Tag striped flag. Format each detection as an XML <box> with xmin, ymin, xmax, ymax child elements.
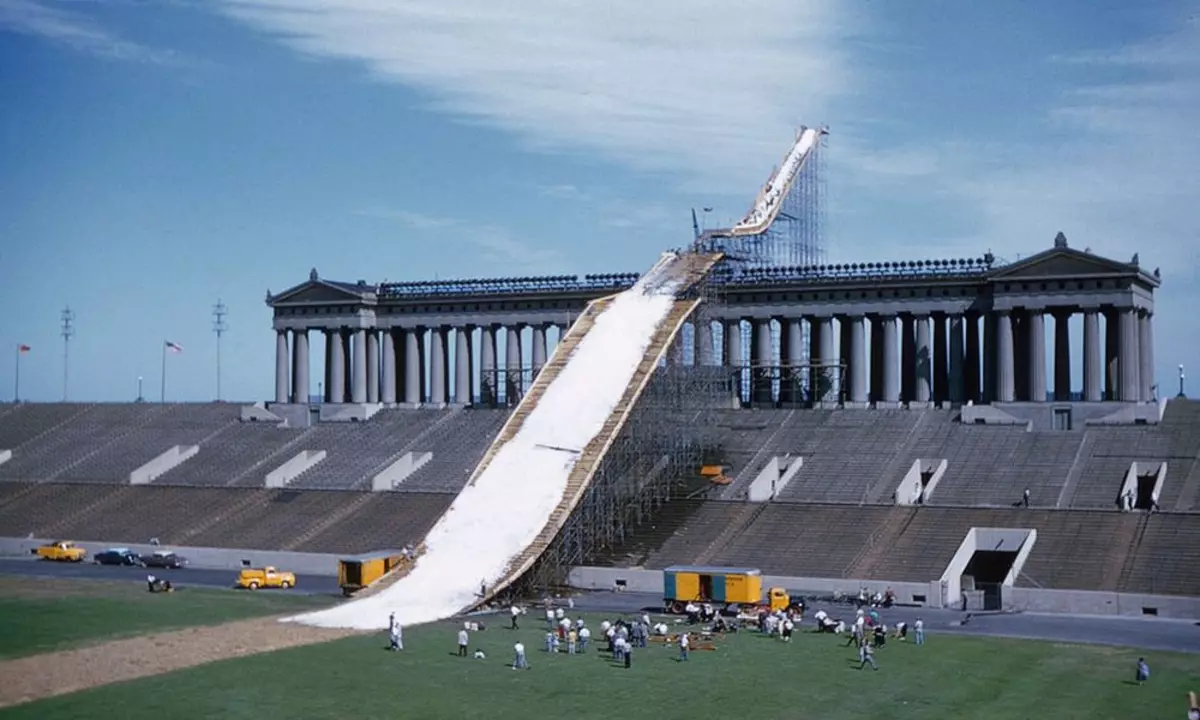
<box><xmin>18</xmin><ymin>345</ymin><xmax>30</xmax><ymax>353</ymax></box>
<box><xmin>165</xmin><ymin>341</ymin><xmax>183</xmax><ymax>353</ymax></box>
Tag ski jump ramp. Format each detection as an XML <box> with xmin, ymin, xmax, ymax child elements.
<box><xmin>289</xmin><ymin>251</ymin><xmax>722</xmax><ymax>630</ymax></box>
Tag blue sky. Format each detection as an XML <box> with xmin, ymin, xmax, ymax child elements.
<box><xmin>1</xmin><ymin>0</ymin><xmax>1197</xmax><ymax>402</ymax></box>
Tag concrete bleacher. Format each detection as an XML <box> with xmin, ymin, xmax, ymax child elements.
<box><xmin>390</xmin><ymin>409</ymin><xmax>510</xmax><ymax>493</ymax></box>
<box><xmin>291</xmin><ymin>492</ymin><xmax>454</xmax><ymax>554</ymax></box>
<box><xmin>286</xmin><ymin>409</ymin><xmax>449</xmax><ymax>490</ymax></box>
<box><xmin>1119</xmin><ymin>512</ymin><xmax>1200</xmax><ymax>596</ymax></box>
<box><xmin>152</xmin><ymin>421</ymin><xmax>309</xmax><ymax>487</ymax></box>
<box><xmin>924</xmin><ymin>428</ymin><xmax>1084</xmax><ymax>508</ymax></box>
<box><xmin>0</xmin><ymin>403</ymin><xmax>93</xmax><ymax>451</ymax></box>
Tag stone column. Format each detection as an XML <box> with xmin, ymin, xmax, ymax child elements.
<box><xmin>403</xmin><ymin>328</ymin><xmax>421</xmax><ymax>405</ymax></box>
<box><xmin>506</xmin><ymin>325</ymin><xmax>523</xmax><ymax>405</ymax></box>
<box><xmin>1139</xmin><ymin>311</ymin><xmax>1154</xmax><ymax>401</ymax></box>
<box><xmin>1027</xmin><ymin>310</ymin><xmax>1046</xmax><ymax>403</ymax></box>
<box><xmin>1082</xmin><ymin>311</ymin><xmax>1102</xmax><ymax>402</ymax></box>
<box><xmin>1119</xmin><ymin>309</ymin><xmax>1140</xmax><ymax>402</ymax></box>
<box><xmin>366</xmin><ymin>331</ymin><xmax>380</xmax><ymax>404</ymax></box>
<box><xmin>900</xmin><ymin>314</ymin><xmax>916</xmax><ymax>403</ymax></box>
<box><xmin>531</xmin><ymin>324</ymin><xmax>548</xmax><ymax>375</ymax></box>
<box><xmin>429</xmin><ymin>326</ymin><xmax>448</xmax><ymax>404</ymax></box>
<box><xmin>1104</xmin><ymin>309</ymin><xmax>1120</xmax><ymax>401</ymax></box>
<box><xmin>870</xmin><ymin>316</ymin><xmax>884</xmax><ymax>403</ymax></box>
<box><xmin>848</xmin><ymin>316</ymin><xmax>867</xmax><ymax>404</ymax></box>
<box><xmin>996</xmin><ymin>311</ymin><xmax>1015</xmax><ymax>403</ymax></box>
<box><xmin>816</xmin><ymin>318</ymin><xmax>835</xmax><ymax>403</ymax></box>
<box><xmin>964</xmin><ymin>313</ymin><xmax>980</xmax><ymax>403</ymax></box>
<box><xmin>914</xmin><ymin>314</ymin><xmax>932</xmax><ymax>404</ymax></box>
<box><xmin>932</xmin><ymin>313</ymin><xmax>948</xmax><ymax>404</ymax></box>
<box><xmin>948</xmin><ymin>315</ymin><xmax>965</xmax><ymax>404</ymax></box>
<box><xmin>323</xmin><ymin>330</ymin><xmax>333</xmax><ymax>402</ymax></box>
<box><xmin>351</xmin><ymin>329</ymin><xmax>368</xmax><ymax>403</ymax></box>
<box><xmin>696</xmin><ymin>320</ymin><xmax>714</xmax><ymax>366</ymax></box>
<box><xmin>455</xmin><ymin>326</ymin><xmax>473</xmax><ymax>405</ymax></box>
<box><xmin>1053</xmin><ymin>311</ymin><xmax>1072</xmax><ymax>402</ymax></box>
<box><xmin>274</xmin><ymin>330</ymin><xmax>289</xmax><ymax>404</ymax></box>
<box><xmin>479</xmin><ymin>325</ymin><xmax>498</xmax><ymax>407</ymax></box>
<box><xmin>751</xmin><ymin>319</ymin><xmax>773</xmax><ymax>404</ymax></box>
<box><xmin>329</xmin><ymin>329</ymin><xmax>346</xmax><ymax>403</ymax></box>
<box><xmin>292</xmin><ymin>330</ymin><xmax>309</xmax><ymax>404</ymax></box>
<box><xmin>724</xmin><ymin>319</ymin><xmax>743</xmax><ymax>405</ymax></box>
<box><xmin>381</xmin><ymin>330</ymin><xmax>397</xmax><ymax>404</ymax></box>
<box><xmin>881</xmin><ymin>315</ymin><xmax>900</xmax><ymax>403</ymax></box>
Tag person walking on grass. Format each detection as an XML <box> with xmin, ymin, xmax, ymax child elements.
<box><xmin>859</xmin><ymin>641</ymin><xmax>878</xmax><ymax>671</ymax></box>
<box><xmin>388</xmin><ymin>613</ymin><xmax>403</xmax><ymax>651</ymax></box>
<box><xmin>457</xmin><ymin>627</ymin><xmax>469</xmax><ymax>657</ymax></box>
<box><xmin>512</xmin><ymin>642</ymin><xmax>529</xmax><ymax>670</ymax></box>
<box><xmin>678</xmin><ymin>632</ymin><xmax>690</xmax><ymax>662</ymax></box>
<box><xmin>1136</xmin><ymin>657</ymin><xmax>1150</xmax><ymax>685</ymax></box>
<box><xmin>914</xmin><ymin>617</ymin><xmax>925</xmax><ymax>646</ymax></box>
<box><xmin>510</xmin><ymin>604</ymin><xmax>521</xmax><ymax>630</ymax></box>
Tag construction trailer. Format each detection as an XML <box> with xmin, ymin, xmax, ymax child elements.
<box><xmin>338</xmin><ymin>550</ymin><xmax>407</xmax><ymax>596</ymax></box>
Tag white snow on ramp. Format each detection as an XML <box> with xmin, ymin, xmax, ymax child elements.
<box><xmin>287</xmin><ymin>255</ymin><xmax>684</xmax><ymax>630</ymax></box>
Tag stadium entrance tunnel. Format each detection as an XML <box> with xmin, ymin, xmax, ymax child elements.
<box><xmin>940</xmin><ymin>528</ymin><xmax>1036</xmax><ymax>612</ymax></box>
<box><xmin>1118</xmin><ymin>461</ymin><xmax>1166</xmax><ymax>511</ymax></box>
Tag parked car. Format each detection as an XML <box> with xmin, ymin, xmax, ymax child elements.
<box><xmin>236</xmin><ymin>566</ymin><xmax>295</xmax><ymax>590</ymax></box>
<box><xmin>141</xmin><ymin>551</ymin><xmax>188</xmax><ymax>569</ymax></box>
<box><xmin>93</xmin><ymin>548</ymin><xmax>145</xmax><ymax>566</ymax></box>
<box><xmin>32</xmin><ymin>541</ymin><xmax>87</xmax><ymax>562</ymax></box>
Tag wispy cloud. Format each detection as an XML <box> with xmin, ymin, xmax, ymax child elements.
<box><xmin>0</xmin><ymin>0</ymin><xmax>185</xmax><ymax>65</ymax></box>
<box><xmin>216</xmin><ymin>0</ymin><xmax>850</xmax><ymax>194</ymax></box>
<box><xmin>353</xmin><ymin>206</ymin><xmax>459</xmax><ymax>230</ymax></box>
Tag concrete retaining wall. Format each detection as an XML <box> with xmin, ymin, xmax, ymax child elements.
<box><xmin>130</xmin><ymin>444</ymin><xmax>199</xmax><ymax>485</ymax></box>
<box><xmin>1004</xmin><ymin>586</ymin><xmax>1200</xmax><ymax>619</ymax></box>
<box><xmin>0</xmin><ymin>537</ymin><xmax>340</xmax><ymax>576</ymax></box>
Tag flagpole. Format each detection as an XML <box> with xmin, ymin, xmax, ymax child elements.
<box><xmin>12</xmin><ymin>345</ymin><xmax>18</xmax><ymax>403</ymax></box>
<box><xmin>161</xmin><ymin>341</ymin><xmax>167</xmax><ymax>403</ymax></box>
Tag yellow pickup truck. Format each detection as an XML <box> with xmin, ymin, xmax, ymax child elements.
<box><xmin>32</xmin><ymin>541</ymin><xmax>87</xmax><ymax>562</ymax></box>
<box><xmin>236</xmin><ymin>566</ymin><xmax>296</xmax><ymax>590</ymax></box>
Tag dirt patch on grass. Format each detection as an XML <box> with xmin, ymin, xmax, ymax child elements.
<box><xmin>0</xmin><ymin>615</ymin><xmax>366</xmax><ymax>708</ymax></box>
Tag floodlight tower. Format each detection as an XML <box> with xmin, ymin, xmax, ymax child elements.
<box><xmin>60</xmin><ymin>306</ymin><xmax>74</xmax><ymax>401</ymax></box>
<box><xmin>212</xmin><ymin>299</ymin><xmax>228</xmax><ymax>401</ymax></box>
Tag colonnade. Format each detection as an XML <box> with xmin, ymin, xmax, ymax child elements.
<box><xmin>274</xmin><ymin>323</ymin><xmax>567</xmax><ymax>406</ymax></box>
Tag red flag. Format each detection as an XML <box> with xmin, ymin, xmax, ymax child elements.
<box><xmin>18</xmin><ymin>345</ymin><xmax>30</xmax><ymax>353</ymax></box>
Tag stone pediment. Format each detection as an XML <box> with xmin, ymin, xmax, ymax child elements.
<box><xmin>988</xmin><ymin>248</ymin><xmax>1134</xmax><ymax>281</ymax></box>
<box><xmin>270</xmin><ymin>281</ymin><xmax>366</xmax><ymax>305</ymax></box>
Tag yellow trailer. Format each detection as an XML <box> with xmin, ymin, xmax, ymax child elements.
<box><xmin>663</xmin><ymin>565</ymin><xmax>793</xmax><ymax>614</ymax></box>
<box><xmin>338</xmin><ymin>550</ymin><xmax>408</xmax><ymax>596</ymax></box>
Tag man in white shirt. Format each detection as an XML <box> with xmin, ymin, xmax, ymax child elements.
<box><xmin>388</xmin><ymin>613</ymin><xmax>403</xmax><ymax>651</ymax></box>
<box><xmin>512</xmin><ymin>642</ymin><xmax>528</xmax><ymax>670</ymax></box>
<box><xmin>678</xmin><ymin>632</ymin><xmax>690</xmax><ymax>661</ymax></box>
<box><xmin>457</xmin><ymin>628</ymin><xmax>469</xmax><ymax>657</ymax></box>
<box><xmin>510</xmin><ymin>604</ymin><xmax>521</xmax><ymax>630</ymax></box>
<box><xmin>578</xmin><ymin>625</ymin><xmax>591</xmax><ymax>652</ymax></box>
<box><xmin>914</xmin><ymin>617</ymin><xmax>925</xmax><ymax>646</ymax></box>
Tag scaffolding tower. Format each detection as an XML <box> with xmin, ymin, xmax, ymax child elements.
<box><xmin>509</xmin><ymin>263</ymin><xmax>730</xmax><ymax>597</ymax></box>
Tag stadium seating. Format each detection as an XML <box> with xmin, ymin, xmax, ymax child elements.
<box><xmin>0</xmin><ymin>405</ymin><xmax>170</xmax><ymax>482</ymax></box>
<box><xmin>923</xmin><ymin>429</ymin><xmax>1084</xmax><ymax>508</ymax></box>
<box><xmin>290</xmin><ymin>492</ymin><xmax>454</xmax><ymax>554</ymax></box>
<box><xmin>151</xmin><ymin>421</ymin><xmax>309</xmax><ymax>487</ymax></box>
<box><xmin>392</xmin><ymin>409</ymin><xmax>511</xmax><ymax>493</ymax></box>
<box><xmin>0</xmin><ymin>403</ymin><xmax>93</xmax><ymax>451</ymax></box>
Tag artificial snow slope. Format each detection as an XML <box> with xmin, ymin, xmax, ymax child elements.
<box><xmin>730</xmin><ymin>126</ymin><xmax>823</xmax><ymax>236</ymax></box>
<box><xmin>289</xmin><ymin>252</ymin><xmax>719</xmax><ymax>631</ymax></box>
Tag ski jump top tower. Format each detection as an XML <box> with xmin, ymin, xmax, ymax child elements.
<box><xmin>697</xmin><ymin>126</ymin><xmax>827</xmax><ymax>270</ymax></box>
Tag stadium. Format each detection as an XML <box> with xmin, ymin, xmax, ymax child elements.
<box><xmin>2</xmin><ymin>128</ymin><xmax>1198</xmax><ymax>717</ymax></box>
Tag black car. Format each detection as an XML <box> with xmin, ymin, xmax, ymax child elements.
<box><xmin>141</xmin><ymin>551</ymin><xmax>188</xmax><ymax>569</ymax></box>
<box><xmin>93</xmin><ymin>548</ymin><xmax>144</xmax><ymax>566</ymax></box>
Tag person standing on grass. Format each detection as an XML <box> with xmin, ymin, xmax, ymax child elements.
<box><xmin>579</xmin><ymin>625</ymin><xmax>591</xmax><ymax>652</ymax></box>
<box><xmin>388</xmin><ymin>613</ymin><xmax>403</xmax><ymax>651</ymax></box>
<box><xmin>678</xmin><ymin>632</ymin><xmax>690</xmax><ymax>662</ymax></box>
<box><xmin>567</xmin><ymin>628</ymin><xmax>578</xmax><ymax>655</ymax></box>
<box><xmin>858</xmin><ymin>641</ymin><xmax>878</xmax><ymax>671</ymax></box>
<box><xmin>513</xmin><ymin>642</ymin><xmax>529</xmax><ymax>670</ymax></box>
<box><xmin>1136</xmin><ymin>658</ymin><xmax>1150</xmax><ymax>685</ymax></box>
<box><xmin>457</xmin><ymin>627</ymin><xmax>469</xmax><ymax>657</ymax></box>
<box><xmin>546</xmin><ymin>607</ymin><xmax>556</xmax><ymax>631</ymax></box>
<box><xmin>914</xmin><ymin>617</ymin><xmax>925</xmax><ymax>646</ymax></box>
<box><xmin>1187</xmin><ymin>691</ymin><xmax>1198</xmax><ymax>720</ymax></box>
<box><xmin>510</xmin><ymin>604</ymin><xmax>521</xmax><ymax>630</ymax></box>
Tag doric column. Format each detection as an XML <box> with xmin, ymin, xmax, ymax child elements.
<box><xmin>948</xmin><ymin>315</ymin><xmax>965</xmax><ymax>404</ymax></box>
<box><xmin>1027</xmin><ymin>310</ymin><xmax>1046</xmax><ymax>402</ymax></box>
<box><xmin>964</xmin><ymin>313</ymin><xmax>980</xmax><ymax>403</ymax></box>
<box><xmin>870</xmin><ymin>316</ymin><xmax>884</xmax><ymax>403</ymax></box>
<box><xmin>1082</xmin><ymin>311</ymin><xmax>1101</xmax><ymax>402</ymax></box>
<box><xmin>881</xmin><ymin>315</ymin><xmax>900</xmax><ymax>403</ymax></box>
<box><xmin>381</xmin><ymin>330</ymin><xmax>397</xmax><ymax>404</ymax></box>
<box><xmin>454</xmin><ymin>327</ymin><xmax>473</xmax><ymax>405</ymax></box>
<box><xmin>506</xmin><ymin>325</ymin><xmax>523</xmax><ymax>404</ymax></box>
<box><xmin>403</xmin><ymin>328</ymin><xmax>421</xmax><ymax>405</ymax></box>
<box><xmin>329</xmin><ymin>329</ymin><xmax>346</xmax><ymax>403</ymax></box>
<box><xmin>292</xmin><ymin>330</ymin><xmax>309</xmax><ymax>404</ymax></box>
<box><xmin>274</xmin><ymin>330</ymin><xmax>289</xmax><ymax>404</ymax></box>
<box><xmin>996</xmin><ymin>311</ymin><xmax>1015</xmax><ymax>403</ymax></box>
<box><xmin>1012</xmin><ymin>311</ymin><xmax>1027</xmax><ymax>401</ymax></box>
<box><xmin>429</xmin><ymin>326</ymin><xmax>448</xmax><ymax>404</ymax></box>
<box><xmin>1139</xmin><ymin>311</ymin><xmax>1154</xmax><ymax>401</ymax></box>
<box><xmin>932</xmin><ymin>313</ymin><xmax>948</xmax><ymax>404</ymax></box>
<box><xmin>351</xmin><ymin>329</ymin><xmax>368</xmax><ymax>403</ymax></box>
<box><xmin>696</xmin><ymin>320</ymin><xmax>715</xmax><ymax>366</ymax></box>
<box><xmin>1119</xmin><ymin>309</ymin><xmax>1140</xmax><ymax>402</ymax></box>
<box><xmin>341</xmin><ymin>331</ymin><xmax>352</xmax><ymax>402</ymax></box>
<box><xmin>848</xmin><ymin>316</ymin><xmax>867</xmax><ymax>404</ymax></box>
<box><xmin>724</xmin><ymin>319</ymin><xmax>743</xmax><ymax>405</ymax></box>
<box><xmin>531</xmin><ymin>324</ymin><xmax>548</xmax><ymax>375</ymax></box>
<box><xmin>900</xmin><ymin>314</ymin><xmax>916</xmax><ymax>402</ymax></box>
<box><xmin>1104</xmin><ymin>309</ymin><xmax>1120</xmax><ymax>400</ymax></box>
<box><xmin>479</xmin><ymin>325</ymin><xmax>498</xmax><ymax>407</ymax></box>
<box><xmin>914</xmin><ymin>314</ymin><xmax>932</xmax><ymax>404</ymax></box>
<box><xmin>751</xmin><ymin>319</ymin><xmax>773</xmax><ymax>404</ymax></box>
<box><xmin>1053</xmin><ymin>310</ymin><xmax>1071</xmax><ymax>401</ymax></box>
<box><xmin>323</xmin><ymin>330</ymin><xmax>333</xmax><ymax>402</ymax></box>
<box><xmin>816</xmin><ymin>317</ymin><xmax>835</xmax><ymax>403</ymax></box>
<box><xmin>366</xmin><ymin>331</ymin><xmax>380</xmax><ymax>403</ymax></box>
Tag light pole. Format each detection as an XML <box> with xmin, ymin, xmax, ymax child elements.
<box><xmin>1179</xmin><ymin>364</ymin><xmax>1187</xmax><ymax>399</ymax></box>
<box><xmin>137</xmin><ymin>375</ymin><xmax>144</xmax><ymax>402</ymax></box>
<box><xmin>212</xmin><ymin>300</ymin><xmax>228</xmax><ymax>402</ymax></box>
<box><xmin>61</xmin><ymin>306</ymin><xmax>74</xmax><ymax>401</ymax></box>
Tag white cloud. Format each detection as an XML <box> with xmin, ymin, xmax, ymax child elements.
<box><xmin>217</xmin><ymin>0</ymin><xmax>849</xmax><ymax>194</ymax></box>
<box><xmin>0</xmin><ymin>0</ymin><xmax>185</xmax><ymax>64</ymax></box>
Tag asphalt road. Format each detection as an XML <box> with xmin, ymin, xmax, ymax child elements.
<box><xmin>4</xmin><ymin>559</ymin><xmax>1198</xmax><ymax>654</ymax></box>
<box><xmin>0</xmin><ymin>557</ymin><xmax>342</xmax><ymax>596</ymax></box>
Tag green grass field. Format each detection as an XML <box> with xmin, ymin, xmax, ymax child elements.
<box><xmin>0</xmin><ymin>577</ymin><xmax>335</xmax><ymax>659</ymax></box>
<box><xmin>6</xmin><ymin>608</ymin><xmax>1198</xmax><ymax>720</ymax></box>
